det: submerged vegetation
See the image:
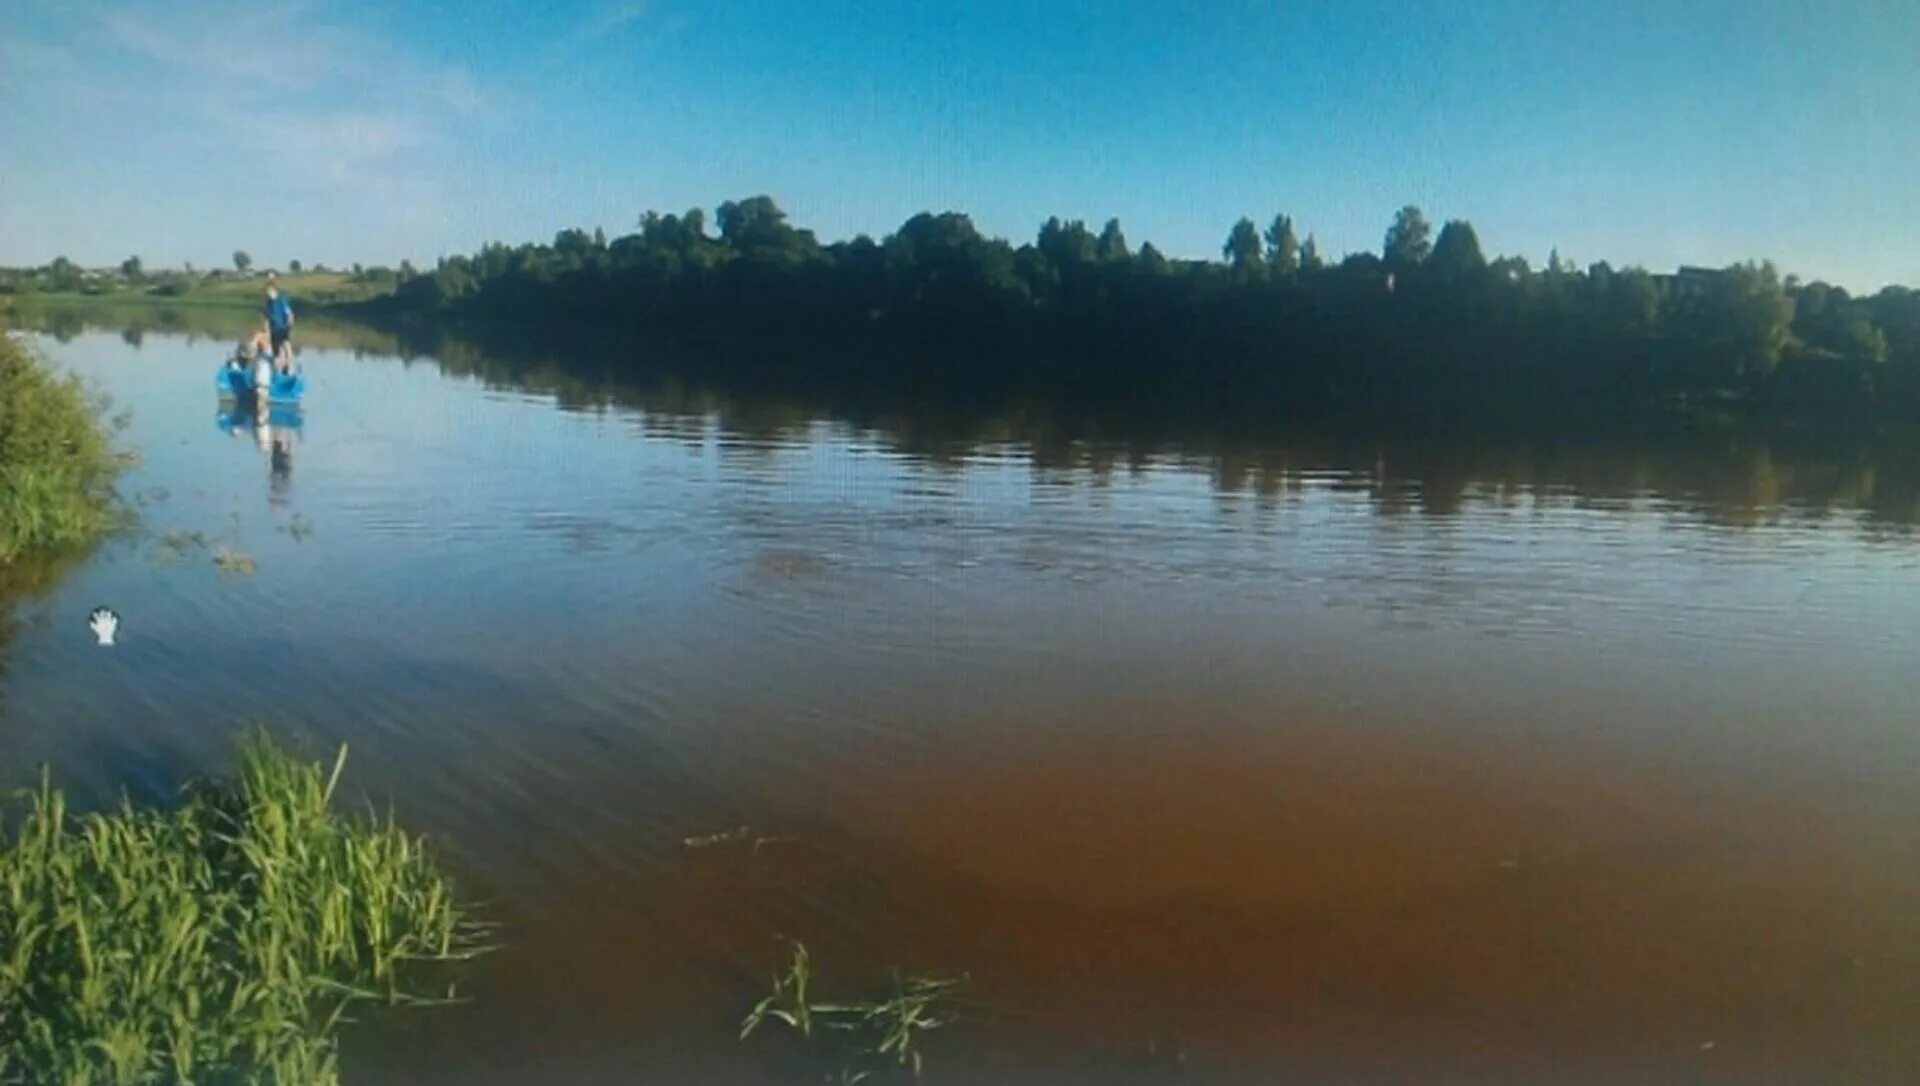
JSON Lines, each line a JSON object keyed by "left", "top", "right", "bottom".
{"left": 0, "top": 732, "right": 489, "bottom": 1085}
{"left": 0, "top": 335, "right": 125, "bottom": 564}
{"left": 741, "top": 942, "right": 965, "bottom": 1085}
{"left": 211, "top": 545, "right": 258, "bottom": 576}
{"left": 347, "top": 196, "right": 1920, "bottom": 423}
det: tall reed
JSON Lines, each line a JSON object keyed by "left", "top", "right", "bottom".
{"left": 0, "top": 731, "right": 490, "bottom": 1085}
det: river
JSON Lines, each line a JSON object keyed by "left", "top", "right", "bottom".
{"left": 3, "top": 311, "right": 1917, "bottom": 1084}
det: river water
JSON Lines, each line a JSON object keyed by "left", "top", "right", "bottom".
{"left": 3, "top": 313, "right": 1917, "bottom": 1084}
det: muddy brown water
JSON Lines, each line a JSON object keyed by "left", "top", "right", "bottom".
{"left": 3, "top": 315, "right": 1916, "bottom": 1084}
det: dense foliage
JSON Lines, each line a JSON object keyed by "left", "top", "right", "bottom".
{"left": 0, "top": 335, "right": 123, "bottom": 564}
{"left": 358, "top": 196, "right": 1920, "bottom": 420}
{"left": 0, "top": 733, "right": 488, "bottom": 1085}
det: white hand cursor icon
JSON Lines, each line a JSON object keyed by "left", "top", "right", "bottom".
{"left": 89, "top": 607, "right": 119, "bottom": 647}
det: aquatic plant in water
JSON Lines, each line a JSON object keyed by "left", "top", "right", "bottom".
{"left": 0, "top": 731, "right": 491, "bottom": 1085}
{"left": 211, "top": 545, "right": 257, "bottom": 575}
{"left": 741, "top": 941, "right": 965, "bottom": 1084}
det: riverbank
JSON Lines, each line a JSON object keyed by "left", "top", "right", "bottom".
{"left": 0, "top": 334, "right": 126, "bottom": 564}
{"left": 1, "top": 270, "right": 388, "bottom": 313}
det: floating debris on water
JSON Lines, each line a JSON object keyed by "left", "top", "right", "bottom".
{"left": 684, "top": 825, "right": 755, "bottom": 849}
{"left": 683, "top": 825, "right": 787, "bottom": 853}
{"left": 213, "top": 546, "right": 257, "bottom": 575}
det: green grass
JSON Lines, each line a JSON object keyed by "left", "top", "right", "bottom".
{"left": 3, "top": 272, "right": 391, "bottom": 312}
{"left": 0, "top": 335, "right": 126, "bottom": 564}
{"left": 0, "top": 732, "right": 491, "bottom": 1085}
{"left": 741, "top": 942, "right": 964, "bottom": 1085}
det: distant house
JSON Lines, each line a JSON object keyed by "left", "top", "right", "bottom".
{"left": 1654, "top": 265, "right": 1724, "bottom": 298}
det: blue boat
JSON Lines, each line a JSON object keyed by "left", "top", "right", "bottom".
{"left": 217, "top": 360, "right": 306, "bottom": 405}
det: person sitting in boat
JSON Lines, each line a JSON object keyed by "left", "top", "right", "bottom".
{"left": 223, "top": 326, "right": 277, "bottom": 391}
{"left": 227, "top": 331, "right": 264, "bottom": 388}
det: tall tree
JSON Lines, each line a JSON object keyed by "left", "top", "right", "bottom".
{"left": 46, "top": 256, "right": 79, "bottom": 291}
{"left": 232, "top": 250, "right": 252, "bottom": 274}
{"left": 1038, "top": 217, "right": 1097, "bottom": 268}
{"left": 119, "top": 256, "right": 142, "bottom": 279}
{"left": 1607, "top": 267, "right": 1661, "bottom": 336}
{"left": 717, "top": 195, "right": 818, "bottom": 265}
{"left": 1095, "top": 218, "right": 1130, "bottom": 264}
{"left": 1794, "top": 282, "right": 1888, "bottom": 361}
{"left": 1382, "top": 206, "right": 1432, "bottom": 270}
{"left": 1223, "top": 218, "right": 1265, "bottom": 280}
{"left": 1300, "top": 235, "right": 1323, "bottom": 272}
{"left": 717, "top": 196, "right": 788, "bottom": 245}
{"left": 1264, "top": 214, "right": 1300, "bottom": 278}
{"left": 1428, "top": 220, "right": 1487, "bottom": 281}
{"left": 1678, "top": 261, "right": 1794, "bottom": 382}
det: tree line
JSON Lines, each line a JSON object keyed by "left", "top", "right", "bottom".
{"left": 359, "top": 197, "right": 1919, "bottom": 420}
{"left": 17, "top": 195, "right": 1919, "bottom": 420}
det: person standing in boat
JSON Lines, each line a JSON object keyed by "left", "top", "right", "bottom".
{"left": 263, "top": 272, "right": 296, "bottom": 372}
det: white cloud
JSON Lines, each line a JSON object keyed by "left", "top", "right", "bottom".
{"left": 579, "top": 1, "right": 654, "bottom": 45}
{"left": 79, "top": 1, "right": 486, "bottom": 215}
{"left": 545, "top": 0, "right": 658, "bottom": 58}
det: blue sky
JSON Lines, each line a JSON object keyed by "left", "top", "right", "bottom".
{"left": 3, "top": 0, "right": 1917, "bottom": 291}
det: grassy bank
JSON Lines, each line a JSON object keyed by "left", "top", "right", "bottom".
{"left": 0, "top": 335, "right": 125, "bottom": 564}
{"left": 2, "top": 271, "right": 390, "bottom": 312}
{"left": 0, "top": 732, "right": 490, "bottom": 1085}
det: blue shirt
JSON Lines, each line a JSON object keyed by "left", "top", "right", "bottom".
{"left": 265, "top": 292, "right": 294, "bottom": 331}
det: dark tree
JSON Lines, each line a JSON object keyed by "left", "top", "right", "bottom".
{"left": 1223, "top": 218, "right": 1265, "bottom": 280}
{"left": 1096, "top": 218, "right": 1131, "bottom": 264}
{"left": 1263, "top": 214, "right": 1300, "bottom": 278}
{"left": 1429, "top": 220, "right": 1486, "bottom": 280}
{"left": 1300, "top": 235, "right": 1323, "bottom": 272}
{"left": 46, "top": 256, "right": 80, "bottom": 291}
{"left": 1038, "top": 217, "right": 1097, "bottom": 268}
{"left": 1382, "top": 206, "right": 1432, "bottom": 271}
